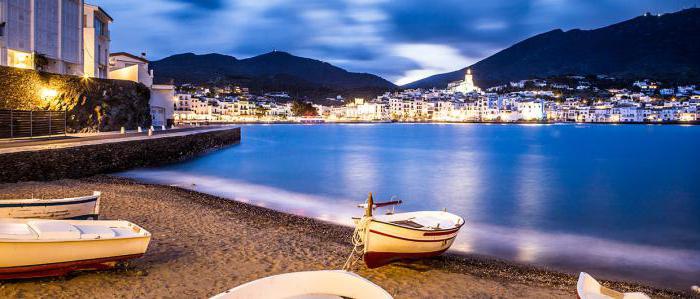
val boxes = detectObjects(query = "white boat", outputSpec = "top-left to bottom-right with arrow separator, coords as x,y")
577,272 -> 650,299
352,193 -> 464,268
0,218 -> 151,279
210,270 -> 393,299
0,191 -> 101,220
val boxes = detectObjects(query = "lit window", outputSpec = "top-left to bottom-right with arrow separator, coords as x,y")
8,50 -> 33,69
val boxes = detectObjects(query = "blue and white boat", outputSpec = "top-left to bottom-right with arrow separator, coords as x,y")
0,191 -> 101,220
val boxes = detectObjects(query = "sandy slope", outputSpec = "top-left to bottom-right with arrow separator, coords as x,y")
0,176 -> 688,298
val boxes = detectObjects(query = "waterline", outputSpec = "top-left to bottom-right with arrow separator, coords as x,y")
120,169 -> 700,288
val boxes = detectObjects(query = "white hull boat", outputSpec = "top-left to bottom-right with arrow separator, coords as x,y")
0,191 -> 101,220
352,193 -> 464,268
0,218 -> 150,279
210,270 -> 393,299
577,272 -> 650,299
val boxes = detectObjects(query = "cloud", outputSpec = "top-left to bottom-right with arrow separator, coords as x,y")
475,19 -> 509,31
391,44 -> 476,85
171,0 -> 225,9
99,0 -> 695,85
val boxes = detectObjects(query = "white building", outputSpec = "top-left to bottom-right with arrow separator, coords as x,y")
109,52 -> 175,126
0,0 -> 84,75
82,3 -> 111,78
448,69 -> 481,94
516,100 -> 545,121
108,52 -> 153,86
150,84 -> 176,126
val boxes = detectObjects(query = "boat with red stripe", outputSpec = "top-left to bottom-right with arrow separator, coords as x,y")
351,193 -> 465,268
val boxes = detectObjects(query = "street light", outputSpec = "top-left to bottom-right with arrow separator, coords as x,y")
39,87 -> 58,102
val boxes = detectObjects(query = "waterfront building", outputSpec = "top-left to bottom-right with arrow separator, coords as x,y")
82,3 -> 111,78
109,52 -> 175,126
516,100 -> 545,121
108,52 -> 153,86
170,77 -> 698,124
150,84 -> 176,126
448,68 -> 481,94
0,0 -> 84,75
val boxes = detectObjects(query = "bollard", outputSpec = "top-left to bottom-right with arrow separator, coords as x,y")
161,125 -> 166,131
148,129 -> 153,136
120,127 -> 125,134
137,126 -> 142,133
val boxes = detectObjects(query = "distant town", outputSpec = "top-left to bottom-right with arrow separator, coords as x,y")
0,2 -> 697,127
173,69 -> 700,124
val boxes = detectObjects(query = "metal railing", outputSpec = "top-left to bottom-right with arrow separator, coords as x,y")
0,109 -> 67,139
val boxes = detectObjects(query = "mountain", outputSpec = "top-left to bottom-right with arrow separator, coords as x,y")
151,51 -> 396,97
404,8 -> 700,89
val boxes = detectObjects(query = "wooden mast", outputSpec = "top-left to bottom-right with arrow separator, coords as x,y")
364,192 -> 374,217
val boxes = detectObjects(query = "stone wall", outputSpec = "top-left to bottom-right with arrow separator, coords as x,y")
0,127 -> 240,183
0,65 -> 151,132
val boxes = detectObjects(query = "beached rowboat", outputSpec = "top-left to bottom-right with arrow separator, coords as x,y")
0,191 -> 101,220
577,272 -> 650,299
352,193 -> 464,268
0,219 -> 150,279
210,270 -> 393,299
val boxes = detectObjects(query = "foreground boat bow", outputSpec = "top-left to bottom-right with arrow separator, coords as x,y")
577,272 -> 650,299
210,270 -> 393,299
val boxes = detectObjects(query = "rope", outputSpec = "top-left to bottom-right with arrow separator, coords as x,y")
342,216 -> 372,271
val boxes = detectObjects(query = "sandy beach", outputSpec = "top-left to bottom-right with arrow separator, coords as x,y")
0,176 -> 691,298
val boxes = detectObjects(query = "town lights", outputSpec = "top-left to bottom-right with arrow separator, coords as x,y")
39,88 -> 59,101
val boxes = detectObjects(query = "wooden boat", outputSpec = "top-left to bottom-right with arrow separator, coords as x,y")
0,191 -> 101,220
352,193 -> 464,268
0,219 -> 151,279
577,272 -> 650,299
210,270 -> 393,299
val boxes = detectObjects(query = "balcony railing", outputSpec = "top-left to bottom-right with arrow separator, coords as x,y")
0,109 -> 67,139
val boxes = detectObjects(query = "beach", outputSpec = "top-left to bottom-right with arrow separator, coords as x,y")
0,176 -> 689,298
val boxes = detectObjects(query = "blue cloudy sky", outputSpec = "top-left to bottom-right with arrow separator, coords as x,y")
99,0 -> 696,85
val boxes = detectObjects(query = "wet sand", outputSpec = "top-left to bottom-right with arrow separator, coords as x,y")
0,176 -> 691,298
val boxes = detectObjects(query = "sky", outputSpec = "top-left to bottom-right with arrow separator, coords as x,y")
99,0 -> 697,85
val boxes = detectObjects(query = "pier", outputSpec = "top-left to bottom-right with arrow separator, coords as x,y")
0,126 -> 240,183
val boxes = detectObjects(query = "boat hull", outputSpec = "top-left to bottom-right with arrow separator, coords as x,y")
362,219 -> 460,268
0,192 -> 100,220
0,253 -> 143,279
0,220 -> 150,279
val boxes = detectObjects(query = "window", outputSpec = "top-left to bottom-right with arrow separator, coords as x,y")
94,18 -> 104,36
0,22 -> 5,36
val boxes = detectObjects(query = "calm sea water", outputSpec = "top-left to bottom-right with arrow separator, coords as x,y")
121,123 -> 700,289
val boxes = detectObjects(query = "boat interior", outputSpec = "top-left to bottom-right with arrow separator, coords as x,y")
0,220 -> 148,241
373,211 -> 463,231
577,272 -> 650,299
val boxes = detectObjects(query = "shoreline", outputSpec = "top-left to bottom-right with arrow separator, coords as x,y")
0,176 -> 691,298
176,120 -> 700,126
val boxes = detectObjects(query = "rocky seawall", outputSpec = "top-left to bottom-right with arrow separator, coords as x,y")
0,65 -> 151,133
0,127 -> 240,183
